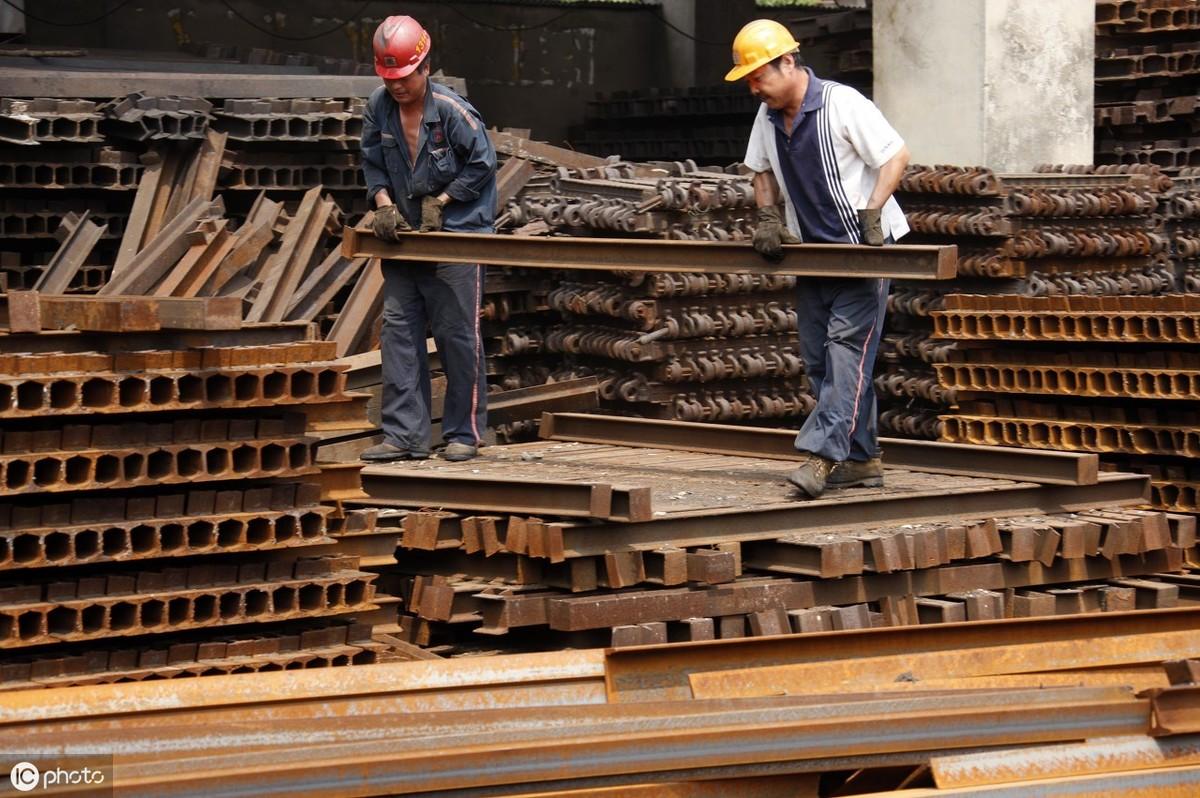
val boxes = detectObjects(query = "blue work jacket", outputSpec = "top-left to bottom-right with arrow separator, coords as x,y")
361,82 -> 497,233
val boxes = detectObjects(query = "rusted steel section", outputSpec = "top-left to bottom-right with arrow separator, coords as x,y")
342,227 -> 959,280
604,606 -> 1200,703
539,412 -> 1100,486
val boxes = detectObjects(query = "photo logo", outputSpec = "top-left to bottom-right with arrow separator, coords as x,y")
9,762 -> 39,792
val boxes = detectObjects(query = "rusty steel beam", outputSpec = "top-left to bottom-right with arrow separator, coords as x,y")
55,689 -> 1147,796
359,468 -> 653,523
550,474 -> 1148,559
539,413 -> 1100,486
604,606 -> 1200,703
0,650 -> 608,730
342,227 -> 959,280
931,734 -> 1200,789
0,322 -> 315,355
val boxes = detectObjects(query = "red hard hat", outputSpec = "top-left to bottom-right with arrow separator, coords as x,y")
373,16 -> 431,79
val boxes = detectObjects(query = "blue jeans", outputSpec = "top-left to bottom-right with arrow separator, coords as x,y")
792,275 -> 890,462
380,261 -> 487,450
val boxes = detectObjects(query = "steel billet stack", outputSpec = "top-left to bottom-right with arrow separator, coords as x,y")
887,163 -> 1175,440
0,331 -> 390,690
1095,0 -> 1200,173
348,413 -> 1195,653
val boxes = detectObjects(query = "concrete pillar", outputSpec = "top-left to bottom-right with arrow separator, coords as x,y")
662,0 -> 697,89
873,0 -> 1094,171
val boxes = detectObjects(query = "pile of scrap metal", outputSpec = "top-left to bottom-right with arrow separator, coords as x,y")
0,306 -> 399,690
882,162 -> 1190,441
314,411 -> 1197,655
6,605 -> 1200,795
1095,0 -> 1200,173
897,164 -> 1200,514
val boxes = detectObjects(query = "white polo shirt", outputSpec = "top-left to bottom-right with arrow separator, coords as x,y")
744,70 -> 909,244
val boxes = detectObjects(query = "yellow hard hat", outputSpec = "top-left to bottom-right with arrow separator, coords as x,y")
724,19 -> 801,82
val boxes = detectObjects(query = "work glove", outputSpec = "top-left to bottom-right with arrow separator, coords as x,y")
752,204 -> 800,262
371,204 -> 410,242
858,207 -> 885,246
419,195 -> 444,232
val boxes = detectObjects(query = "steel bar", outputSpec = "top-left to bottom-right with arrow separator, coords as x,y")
1148,685 -> 1200,736
931,734 -> 1200,789
360,468 -> 653,523
0,650 -> 607,728
853,765 -> 1200,796
343,227 -> 959,280
550,474 -> 1147,559
5,292 -> 242,333
539,413 -> 1099,486
72,692 -> 1148,796
0,322 -> 314,355
604,606 -> 1200,703
34,212 -> 107,295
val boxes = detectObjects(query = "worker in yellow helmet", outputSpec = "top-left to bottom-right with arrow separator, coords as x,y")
726,19 -> 911,499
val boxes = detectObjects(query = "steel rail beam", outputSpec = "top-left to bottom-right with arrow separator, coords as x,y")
342,227 -> 959,280
931,734 -> 1200,789
854,765 -> 1200,797
551,474 -> 1148,559
84,695 -> 1147,797
12,691 -> 1077,758
359,468 -> 653,523
0,650 -> 607,729
0,322 -> 314,355
539,413 -> 1099,486
604,606 -> 1200,703
688,627 -> 1200,701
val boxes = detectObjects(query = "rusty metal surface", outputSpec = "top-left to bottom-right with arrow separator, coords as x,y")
604,606 -> 1200,703
342,227 -> 959,280
539,413 -> 1100,486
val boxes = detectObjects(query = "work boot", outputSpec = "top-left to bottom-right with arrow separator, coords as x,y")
359,442 -> 429,463
827,457 -> 884,489
787,453 -> 834,498
442,442 -> 478,462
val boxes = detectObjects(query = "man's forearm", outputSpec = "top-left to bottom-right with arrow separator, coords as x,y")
374,190 -> 394,208
753,170 -> 782,207
866,144 -> 910,210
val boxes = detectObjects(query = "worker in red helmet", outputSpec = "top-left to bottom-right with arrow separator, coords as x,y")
360,15 -> 497,464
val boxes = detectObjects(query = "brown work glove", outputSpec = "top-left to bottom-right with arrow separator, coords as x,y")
858,207 -> 884,246
752,204 -> 800,262
419,195 -> 444,232
371,204 -> 410,241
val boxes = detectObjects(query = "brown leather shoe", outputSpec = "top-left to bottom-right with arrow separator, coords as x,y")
787,454 -> 834,498
827,457 -> 884,488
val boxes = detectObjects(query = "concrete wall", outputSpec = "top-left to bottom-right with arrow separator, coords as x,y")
874,0 -> 1094,170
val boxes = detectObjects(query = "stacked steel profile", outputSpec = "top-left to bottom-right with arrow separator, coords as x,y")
1095,0 -> 1200,173
888,163 -> 1178,443
329,411 -> 1198,652
0,327 -> 391,690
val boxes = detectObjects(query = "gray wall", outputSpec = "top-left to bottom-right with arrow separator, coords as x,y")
874,0 -> 1094,170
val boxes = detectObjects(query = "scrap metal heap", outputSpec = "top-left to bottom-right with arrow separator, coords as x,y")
888,162 -> 1189,441
0,323 -> 394,690
913,165 -> 1200,515
494,153 -> 812,428
1095,0 -> 1200,173
323,411 -> 1197,654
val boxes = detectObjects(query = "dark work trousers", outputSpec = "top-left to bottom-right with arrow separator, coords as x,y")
792,275 -> 890,463
380,260 -> 487,451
